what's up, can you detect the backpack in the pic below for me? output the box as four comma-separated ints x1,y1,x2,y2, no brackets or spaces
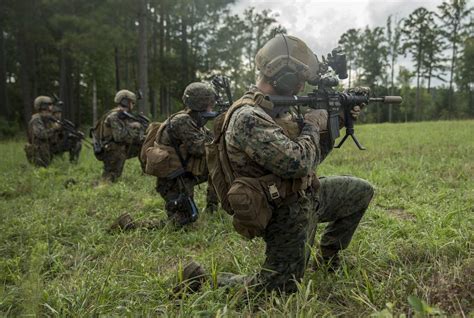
90,110,115,161
139,122,162,172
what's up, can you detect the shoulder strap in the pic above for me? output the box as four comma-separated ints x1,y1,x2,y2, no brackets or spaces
158,110,189,168
217,91,270,181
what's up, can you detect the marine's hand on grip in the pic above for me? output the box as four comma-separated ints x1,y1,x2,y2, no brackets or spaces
346,86,370,120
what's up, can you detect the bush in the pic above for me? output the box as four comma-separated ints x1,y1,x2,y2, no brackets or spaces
0,117,21,139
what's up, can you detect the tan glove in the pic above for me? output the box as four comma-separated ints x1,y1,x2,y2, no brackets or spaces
350,105,363,120
304,109,328,131
129,122,142,129
346,86,370,120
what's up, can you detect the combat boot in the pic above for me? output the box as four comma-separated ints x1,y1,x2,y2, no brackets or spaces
173,261,208,295
313,253,341,272
109,213,136,231
204,203,218,214
312,246,343,272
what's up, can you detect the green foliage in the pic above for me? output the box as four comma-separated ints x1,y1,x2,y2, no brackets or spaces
0,116,19,138
357,27,388,88
1,121,473,316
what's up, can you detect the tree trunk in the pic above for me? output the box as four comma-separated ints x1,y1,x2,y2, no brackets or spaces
470,88,473,117
18,30,35,124
165,13,171,116
348,61,352,88
74,66,80,125
150,9,158,119
180,16,189,88
159,2,167,116
114,47,120,91
59,47,69,118
138,0,149,114
415,40,423,121
0,21,8,119
389,56,395,122
92,77,97,124
447,25,458,118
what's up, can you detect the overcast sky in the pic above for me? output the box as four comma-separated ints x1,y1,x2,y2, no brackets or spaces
229,0,469,86
230,0,444,55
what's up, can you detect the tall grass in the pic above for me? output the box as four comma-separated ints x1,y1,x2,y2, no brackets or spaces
1,121,473,316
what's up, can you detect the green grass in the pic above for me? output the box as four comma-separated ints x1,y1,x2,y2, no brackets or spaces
1,120,473,317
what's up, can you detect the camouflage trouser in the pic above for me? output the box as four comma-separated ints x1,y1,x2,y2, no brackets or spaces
52,138,82,163
218,175,374,293
66,138,82,163
156,174,218,224
102,144,128,182
25,142,52,167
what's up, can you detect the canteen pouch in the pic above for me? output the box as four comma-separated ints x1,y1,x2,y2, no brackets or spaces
205,141,233,214
187,156,206,177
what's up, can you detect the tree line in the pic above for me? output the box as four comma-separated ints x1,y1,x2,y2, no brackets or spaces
0,0,285,134
338,0,473,123
0,0,472,137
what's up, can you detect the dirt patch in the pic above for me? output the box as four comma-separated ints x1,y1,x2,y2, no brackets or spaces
427,258,474,315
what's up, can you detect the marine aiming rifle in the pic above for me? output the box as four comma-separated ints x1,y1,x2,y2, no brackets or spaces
51,94,93,147
118,111,151,130
265,48,402,150
117,89,151,130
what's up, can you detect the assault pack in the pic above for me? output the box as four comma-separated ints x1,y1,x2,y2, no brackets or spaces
142,111,206,179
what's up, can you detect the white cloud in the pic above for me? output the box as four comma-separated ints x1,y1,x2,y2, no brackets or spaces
230,0,442,54
229,0,456,86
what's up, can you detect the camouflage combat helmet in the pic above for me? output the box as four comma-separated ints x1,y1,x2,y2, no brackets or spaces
182,82,216,112
33,96,53,112
255,34,320,93
114,89,137,107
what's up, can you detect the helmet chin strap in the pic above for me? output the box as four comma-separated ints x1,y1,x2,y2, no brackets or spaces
189,110,206,127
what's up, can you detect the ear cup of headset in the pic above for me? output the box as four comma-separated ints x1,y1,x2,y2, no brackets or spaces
272,71,299,95
120,98,130,108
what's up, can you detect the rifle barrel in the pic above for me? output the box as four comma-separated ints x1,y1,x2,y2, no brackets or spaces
369,96,403,104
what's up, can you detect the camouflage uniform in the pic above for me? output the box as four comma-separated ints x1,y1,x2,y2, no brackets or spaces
101,107,144,182
156,110,218,224
25,113,58,167
219,87,374,293
50,117,82,163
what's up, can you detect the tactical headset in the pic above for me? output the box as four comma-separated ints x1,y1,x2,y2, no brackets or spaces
119,98,132,108
270,34,301,95
39,102,53,111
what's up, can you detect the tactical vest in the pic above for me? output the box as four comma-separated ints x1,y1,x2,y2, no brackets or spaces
206,91,317,239
91,108,118,143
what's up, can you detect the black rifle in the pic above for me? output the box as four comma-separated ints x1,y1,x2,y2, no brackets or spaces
118,111,150,130
46,116,93,148
211,75,233,113
266,89,401,150
266,47,402,150
50,93,93,147
166,168,199,225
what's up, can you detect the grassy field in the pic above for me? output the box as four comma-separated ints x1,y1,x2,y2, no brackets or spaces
0,120,473,317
